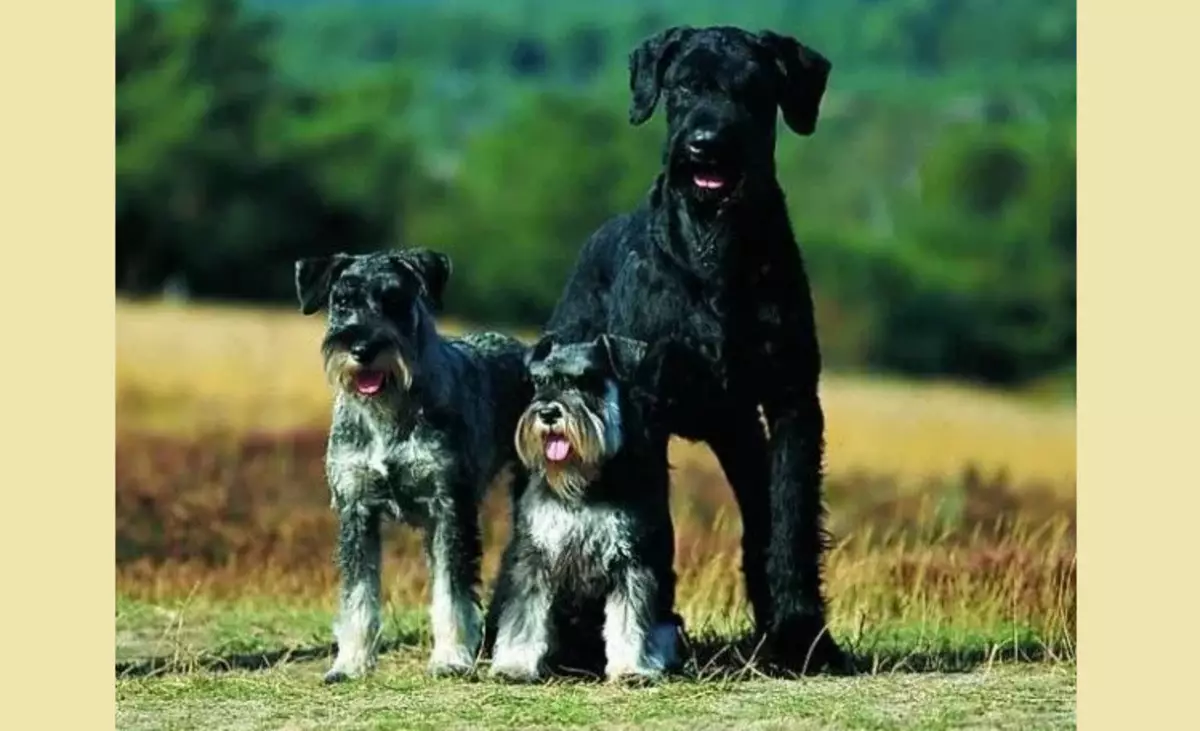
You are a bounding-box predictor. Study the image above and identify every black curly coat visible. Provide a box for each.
[522,25,846,674]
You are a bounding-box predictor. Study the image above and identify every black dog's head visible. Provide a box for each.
[514,333,649,501]
[293,248,452,401]
[628,26,831,210]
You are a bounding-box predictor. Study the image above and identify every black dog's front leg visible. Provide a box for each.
[324,499,383,683]
[424,487,485,676]
[705,408,773,638]
[760,391,846,673]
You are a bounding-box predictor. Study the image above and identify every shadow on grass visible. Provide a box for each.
[115,628,1072,681]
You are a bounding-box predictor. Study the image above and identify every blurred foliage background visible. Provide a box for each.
[116,0,1076,390]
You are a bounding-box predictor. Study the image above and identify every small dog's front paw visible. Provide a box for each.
[489,654,545,683]
[323,654,374,684]
[428,644,477,677]
[605,662,664,685]
[323,666,367,684]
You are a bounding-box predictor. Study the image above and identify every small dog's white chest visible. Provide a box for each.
[523,498,634,571]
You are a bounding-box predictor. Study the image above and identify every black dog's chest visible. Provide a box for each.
[611,259,759,392]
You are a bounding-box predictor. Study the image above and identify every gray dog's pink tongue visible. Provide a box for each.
[544,436,571,462]
[355,370,386,395]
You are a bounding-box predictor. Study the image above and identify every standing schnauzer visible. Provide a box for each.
[542,26,846,672]
[487,334,680,683]
[294,248,531,682]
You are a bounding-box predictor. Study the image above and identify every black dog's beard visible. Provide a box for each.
[514,403,610,501]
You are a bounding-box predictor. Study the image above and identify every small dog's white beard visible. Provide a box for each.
[330,580,381,677]
[427,558,481,673]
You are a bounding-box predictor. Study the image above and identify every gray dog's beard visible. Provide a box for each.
[515,408,610,502]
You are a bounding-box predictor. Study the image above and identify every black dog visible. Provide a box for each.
[487,334,680,683]
[537,25,845,673]
[294,248,530,681]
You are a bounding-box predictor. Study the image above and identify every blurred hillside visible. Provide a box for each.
[116,0,1076,388]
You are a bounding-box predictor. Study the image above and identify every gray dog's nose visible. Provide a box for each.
[350,342,380,363]
[537,404,562,423]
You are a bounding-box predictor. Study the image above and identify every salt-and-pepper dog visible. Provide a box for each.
[486,333,681,683]
[293,248,531,682]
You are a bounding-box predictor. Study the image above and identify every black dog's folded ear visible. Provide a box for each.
[757,30,832,137]
[597,334,650,381]
[294,254,351,315]
[396,247,453,311]
[628,26,690,126]
[525,332,557,368]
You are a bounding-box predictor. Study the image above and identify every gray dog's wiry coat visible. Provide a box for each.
[487,334,681,683]
[294,248,531,682]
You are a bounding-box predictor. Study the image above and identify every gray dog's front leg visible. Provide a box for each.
[324,499,383,683]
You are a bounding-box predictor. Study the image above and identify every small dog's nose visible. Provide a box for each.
[686,129,720,156]
[537,405,562,423]
[350,341,380,363]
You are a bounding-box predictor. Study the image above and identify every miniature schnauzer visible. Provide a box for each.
[293,248,531,682]
[487,333,681,683]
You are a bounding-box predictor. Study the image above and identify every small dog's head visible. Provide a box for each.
[514,333,650,501]
[293,248,452,402]
[627,26,831,210]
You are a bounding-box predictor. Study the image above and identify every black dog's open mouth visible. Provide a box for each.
[354,369,388,396]
[678,158,741,200]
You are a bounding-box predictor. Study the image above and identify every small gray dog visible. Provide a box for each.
[487,333,681,683]
[293,247,530,682]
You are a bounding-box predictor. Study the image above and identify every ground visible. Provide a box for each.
[115,300,1076,730]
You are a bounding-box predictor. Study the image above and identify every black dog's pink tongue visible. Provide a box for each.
[355,370,386,396]
[693,172,725,189]
[544,435,571,462]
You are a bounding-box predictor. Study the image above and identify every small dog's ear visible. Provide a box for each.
[294,254,351,315]
[525,332,556,368]
[397,248,453,310]
[628,26,689,126]
[597,334,650,381]
[757,30,831,137]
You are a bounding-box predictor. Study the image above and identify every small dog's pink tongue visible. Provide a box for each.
[544,436,571,463]
[355,370,386,396]
[693,173,725,190]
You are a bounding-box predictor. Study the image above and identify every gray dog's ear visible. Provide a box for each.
[395,248,453,311]
[596,334,650,381]
[628,26,690,126]
[757,30,831,137]
[525,332,557,368]
[294,254,352,315]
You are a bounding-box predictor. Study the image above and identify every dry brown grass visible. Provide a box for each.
[115,298,1075,657]
[116,299,1076,489]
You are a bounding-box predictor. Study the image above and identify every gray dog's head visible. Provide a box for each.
[627,25,831,210]
[514,333,649,501]
[293,248,452,402]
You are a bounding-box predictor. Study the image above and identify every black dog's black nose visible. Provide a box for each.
[350,341,381,363]
[537,405,562,423]
[686,129,721,156]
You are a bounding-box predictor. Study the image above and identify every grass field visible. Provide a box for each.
[115,299,1077,730]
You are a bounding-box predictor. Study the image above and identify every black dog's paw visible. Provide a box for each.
[760,620,854,677]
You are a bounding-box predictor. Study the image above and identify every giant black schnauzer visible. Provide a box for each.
[528,25,845,673]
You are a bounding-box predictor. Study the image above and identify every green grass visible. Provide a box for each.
[116,597,1075,730]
